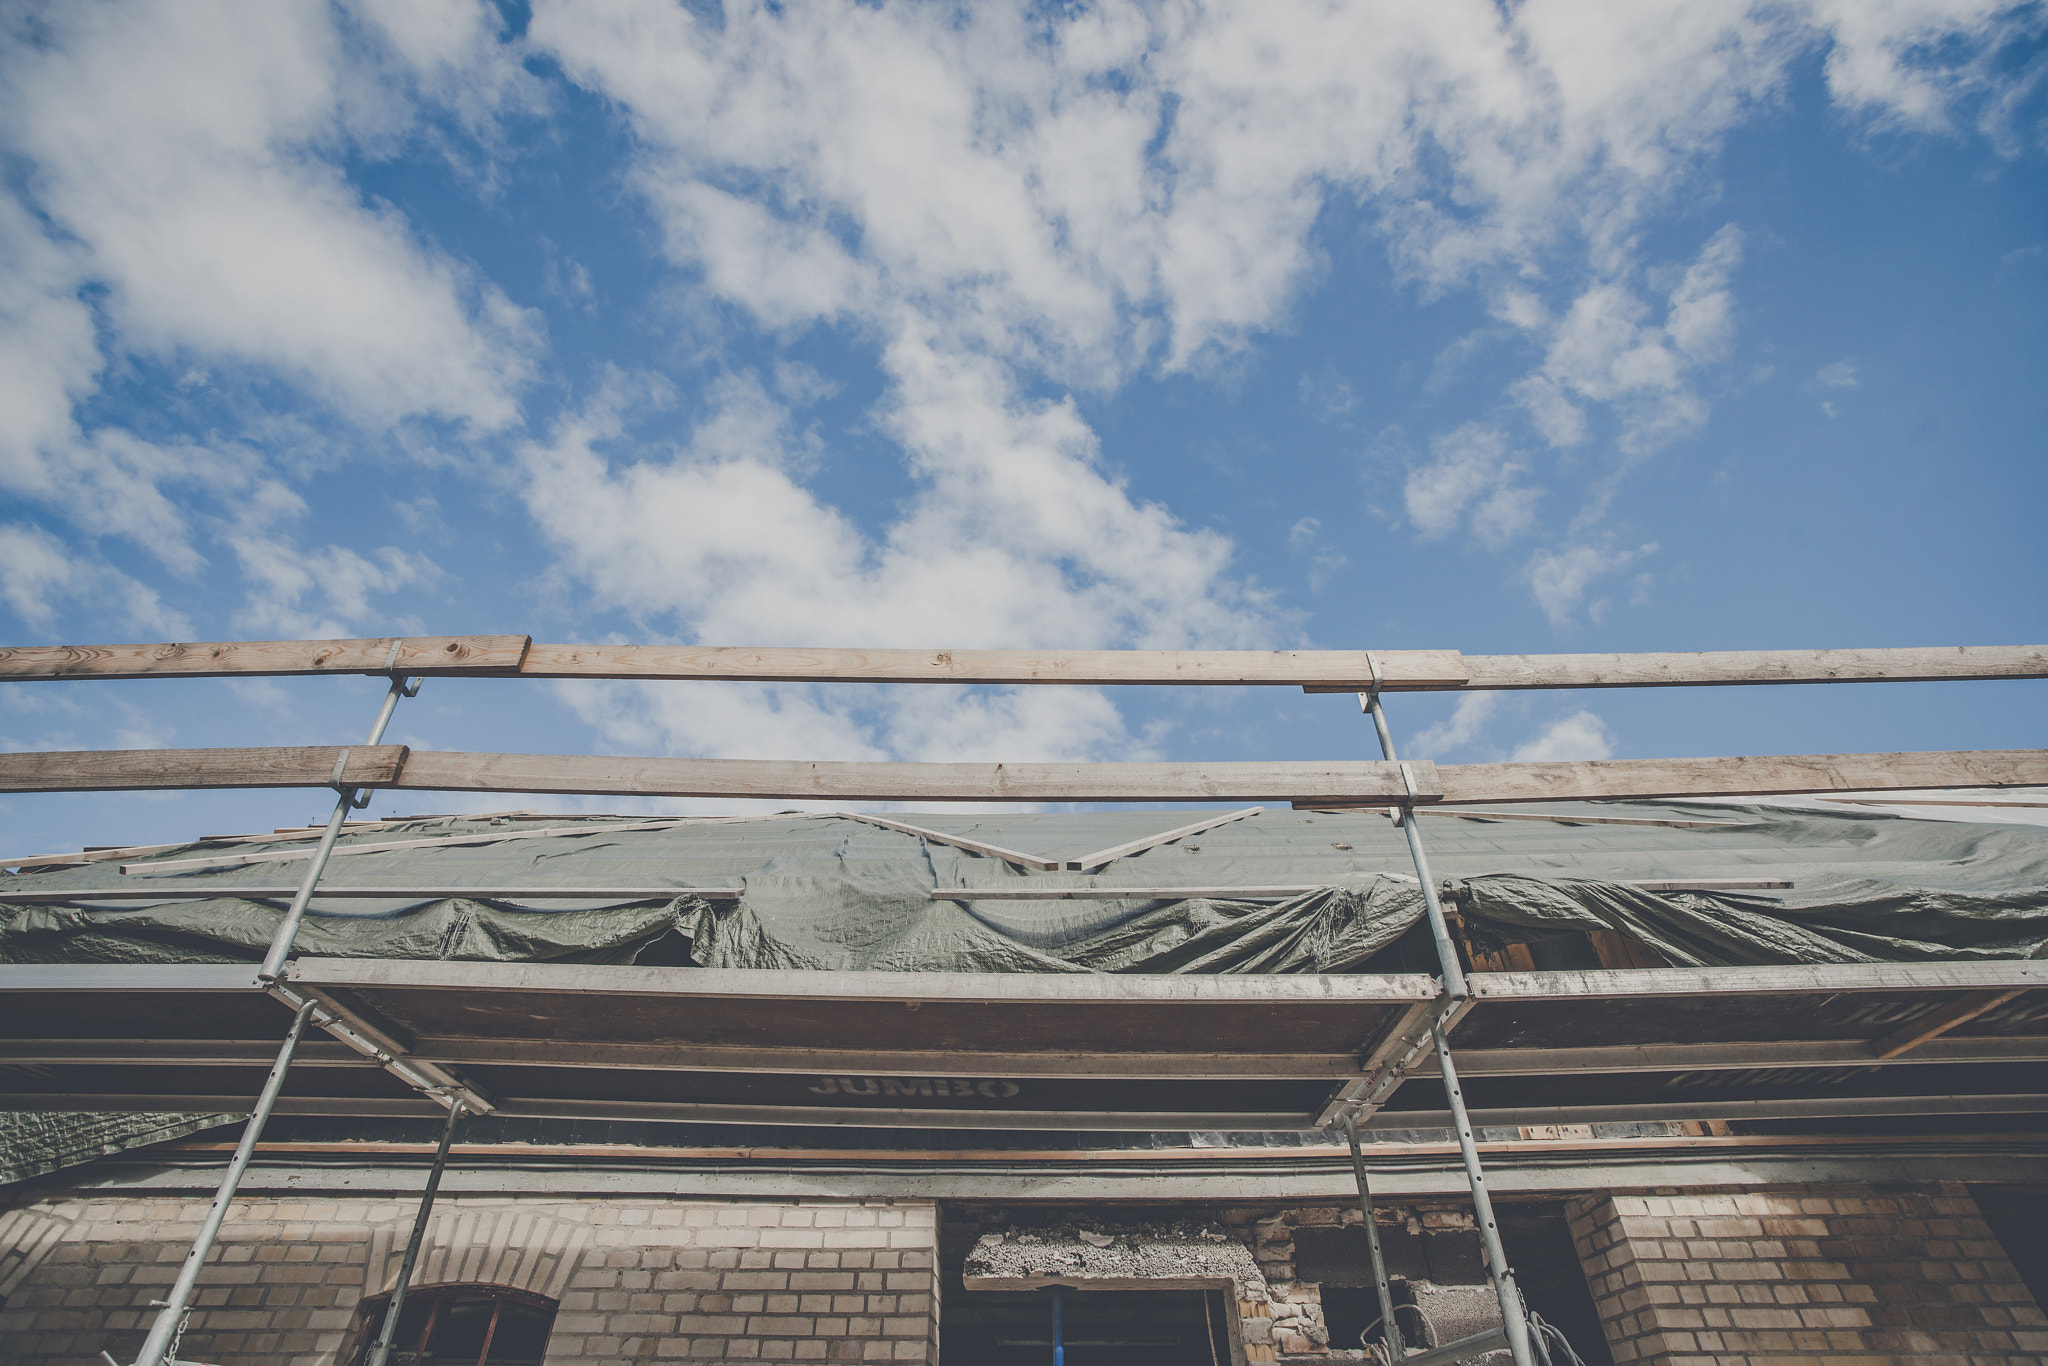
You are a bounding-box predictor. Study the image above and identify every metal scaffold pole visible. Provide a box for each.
[132,664,421,1366]
[365,1101,466,1366]
[131,1000,314,1366]
[1340,1115,1405,1360]
[260,668,421,981]
[1359,656,1537,1366]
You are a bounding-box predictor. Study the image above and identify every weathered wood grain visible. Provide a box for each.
[1428,749,2048,805]
[1452,644,2048,691]
[1872,988,2030,1059]
[0,746,408,793]
[2,816,445,870]
[8,744,2041,805]
[389,751,1434,803]
[0,635,530,680]
[517,643,1469,686]
[6,636,2040,692]
[1064,806,1266,870]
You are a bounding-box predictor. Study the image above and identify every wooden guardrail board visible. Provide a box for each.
[0,636,531,680]
[515,644,1470,686]
[1421,748,2048,806]
[0,746,409,792]
[387,753,1434,803]
[3,637,2043,690]
[3,745,2042,805]
[1444,644,2048,691]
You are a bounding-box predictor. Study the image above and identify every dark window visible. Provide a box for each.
[1974,1186,2048,1312]
[1296,1209,1613,1366]
[349,1285,556,1366]
[942,1286,1234,1365]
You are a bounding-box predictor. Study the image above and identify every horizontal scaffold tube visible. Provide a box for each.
[1,635,2043,689]
[0,746,2041,804]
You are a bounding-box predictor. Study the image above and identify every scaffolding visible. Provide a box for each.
[0,633,2044,1365]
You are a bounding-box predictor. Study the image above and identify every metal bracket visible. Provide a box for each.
[269,982,495,1117]
[1318,994,1476,1130]
[381,639,424,696]
[328,749,373,809]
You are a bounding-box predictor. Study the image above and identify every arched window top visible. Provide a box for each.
[349,1284,557,1366]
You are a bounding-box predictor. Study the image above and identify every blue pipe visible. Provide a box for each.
[1052,1286,1064,1366]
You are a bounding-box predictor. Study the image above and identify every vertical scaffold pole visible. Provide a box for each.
[365,1101,466,1366]
[134,659,422,1366]
[260,669,420,981]
[1340,1116,1404,1360]
[1359,656,1535,1366]
[131,1000,314,1366]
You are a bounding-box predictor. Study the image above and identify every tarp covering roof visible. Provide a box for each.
[5,801,2048,971]
[0,1110,235,1187]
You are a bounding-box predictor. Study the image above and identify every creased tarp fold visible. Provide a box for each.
[0,897,710,966]
[1453,874,2048,966]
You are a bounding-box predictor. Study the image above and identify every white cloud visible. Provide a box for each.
[518,364,1275,763]
[0,0,538,632]
[1299,370,1359,421]
[0,0,2033,710]
[224,482,445,640]
[1511,710,1617,762]
[0,523,191,638]
[1404,424,1541,549]
[1511,226,1744,458]
[1525,541,1658,627]
[1817,359,1860,387]
[2,2,538,432]
[1408,692,1499,760]
[523,0,2031,665]
[1287,519,1350,593]
[1805,0,2043,138]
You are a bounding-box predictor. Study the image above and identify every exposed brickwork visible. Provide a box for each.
[542,1200,937,1363]
[1568,1183,2048,1366]
[1228,1200,1480,1357]
[0,1193,938,1365]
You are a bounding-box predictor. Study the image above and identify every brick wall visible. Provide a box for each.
[1568,1183,2048,1365]
[0,1193,938,1365]
[544,1200,937,1363]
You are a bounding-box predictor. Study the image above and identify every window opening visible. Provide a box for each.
[943,1285,1231,1364]
[349,1285,556,1366]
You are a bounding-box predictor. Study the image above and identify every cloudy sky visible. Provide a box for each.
[2,0,2044,851]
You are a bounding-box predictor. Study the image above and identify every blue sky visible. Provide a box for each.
[1,0,2044,853]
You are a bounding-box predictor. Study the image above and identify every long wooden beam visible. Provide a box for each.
[1457,645,2048,691]
[0,745,409,792]
[0,635,531,679]
[1302,644,2048,692]
[517,643,1470,687]
[4,635,2041,690]
[0,887,742,902]
[1421,748,2048,806]
[2,746,2043,805]
[0,749,1421,803]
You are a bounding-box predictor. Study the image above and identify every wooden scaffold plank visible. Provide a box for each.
[3,635,2041,691]
[0,635,531,680]
[3,745,2043,805]
[1417,749,2048,806]
[1446,644,2048,691]
[515,644,1469,687]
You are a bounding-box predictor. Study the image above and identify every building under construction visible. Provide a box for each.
[1,635,2045,1366]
